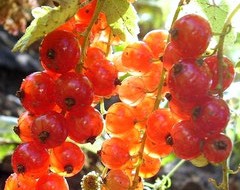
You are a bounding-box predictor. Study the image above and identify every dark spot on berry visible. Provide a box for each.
[114,78,122,86]
[64,165,73,174]
[173,63,183,75]
[192,106,201,119]
[169,28,178,40]
[159,56,163,62]
[85,9,90,14]
[196,58,204,66]
[17,164,25,173]
[214,140,227,150]
[165,93,172,101]
[47,49,56,59]
[87,136,96,144]
[65,97,76,109]
[38,131,50,143]
[16,90,24,101]
[13,126,20,136]
[166,133,173,146]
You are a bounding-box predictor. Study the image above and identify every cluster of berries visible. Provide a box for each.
[4,1,235,189]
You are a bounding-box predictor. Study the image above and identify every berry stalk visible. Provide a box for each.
[76,0,106,72]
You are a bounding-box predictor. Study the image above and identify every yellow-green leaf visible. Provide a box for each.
[102,0,139,42]
[12,0,88,52]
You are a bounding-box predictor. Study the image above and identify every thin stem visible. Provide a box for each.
[212,3,240,190]
[167,0,190,42]
[75,0,106,72]
[216,3,240,97]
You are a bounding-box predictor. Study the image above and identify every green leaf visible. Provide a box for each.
[12,0,85,52]
[195,0,229,34]
[0,115,19,162]
[102,0,140,42]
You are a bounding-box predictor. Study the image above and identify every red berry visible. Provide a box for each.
[4,173,37,190]
[100,137,130,169]
[162,42,182,70]
[167,58,212,102]
[146,108,177,145]
[203,133,232,163]
[17,72,57,115]
[31,111,68,148]
[11,142,50,178]
[105,102,135,135]
[50,141,85,177]
[192,97,230,138]
[56,72,93,111]
[14,111,35,142]
[170,14,212,57]
[204,55,235,93]
[40,30,80,74]
[143,29,168,59]
[122,41,154,73]
[85,58,118,96]
[36,173,69,190]
[171,120,202,160]
[105,170,130,190]
[65,106,103,144]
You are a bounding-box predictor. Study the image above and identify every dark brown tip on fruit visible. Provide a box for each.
[166,134,173,146]
[214,140,227,150]
[65,97,76,109]
[114,78,122,86]
[192,106,201,119]
[173,63,183,75]
[64,165,74,174]
[52,1,60,7]
[169,28,178,40]
[13,126,20,136]
[159,56,163,62]
[47,49,56,59]
[16,90,24,101]
[17,164,25,173]
[38,131,50,143]
[87,136,96,144]
[196,58,204,66]
[165,93,172,101]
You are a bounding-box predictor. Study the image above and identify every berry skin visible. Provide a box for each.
[11,142,50,178]
[171,120,202,160]
[14,111,35,142]
[203,134,232,163]
[35,173,69,190]
[143,29,168,59]
[204,55,235,93]
[56,72,93,111]
[162,42,182,70]
[105,102,136,135]
[192,97,230,138]
[65,106,103,144]
[39,30,80,74]
[118,76,146,106]
[100,137,130,169]
[146,108,177,145]
[167,58,212,102]
[139,153,161,178]
[17,72,57,115]
[170,14,212,57]
[84,58,119,97]
[50,141,85,177]
[31,111,68,148]
[105,170,130,190]
[4,173,37,190]
[122,41,154,73]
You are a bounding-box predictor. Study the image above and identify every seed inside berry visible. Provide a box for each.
[47,49,56,59]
